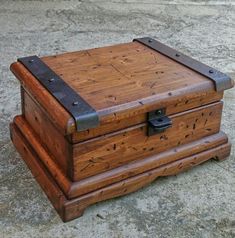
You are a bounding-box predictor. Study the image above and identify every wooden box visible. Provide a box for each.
[10,37,233,222]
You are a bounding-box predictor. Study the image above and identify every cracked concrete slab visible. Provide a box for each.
[0,1,234,237]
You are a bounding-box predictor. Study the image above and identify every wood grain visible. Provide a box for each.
[23,91,71,174]
[10,62,73,135]
[10,119,231,222]
[72,102,223,180]
[21,80,223,145]
[10,122,67,217]
[65,141,231,222]
[41,42,216,111]
[70,89,223,143]
[21,89,223,181]
[10,40,225,135]
[13,115,227,199]
[9,39,233,222]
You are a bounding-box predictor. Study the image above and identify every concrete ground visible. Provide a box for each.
[0,0,235,237]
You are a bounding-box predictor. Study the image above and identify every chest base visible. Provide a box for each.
[10,115,231,222]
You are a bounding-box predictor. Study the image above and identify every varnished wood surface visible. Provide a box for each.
[70,89,223,142]
[10,118,231,222]
[23,91,71,174]
[10,62,73,135]
[10,122,67,217]
[65,141,231,222]
[10,40,225,135]
[10,39,233,221]
[22,89,223,181]
[42,42,215,111]
[21,81,223,144]
[72,101,222,180]
[13,115,228,199]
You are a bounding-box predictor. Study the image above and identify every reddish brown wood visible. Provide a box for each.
[10,119,231,222]
[13,116,71,195]
[10,122,67,218]
[13,115,229,199]
[72,102,222,180]
[23,91,71,175]
[22,89,223,180]
[21,81,223,145]
[9,39,233,222]
[10,40,226,136]
[42,42,215,112]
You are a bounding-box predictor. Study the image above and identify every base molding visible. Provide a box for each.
[10,117,231,222]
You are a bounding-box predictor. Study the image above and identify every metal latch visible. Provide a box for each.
[147,109,172,136]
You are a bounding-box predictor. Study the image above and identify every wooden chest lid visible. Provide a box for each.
[11,37,234,135]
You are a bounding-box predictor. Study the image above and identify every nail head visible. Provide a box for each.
[48,78,55,82]
[73,101,79,106]
[155,110,162,116]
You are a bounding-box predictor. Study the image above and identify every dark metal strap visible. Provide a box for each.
[18,56,99,131]
[133,37,233,92]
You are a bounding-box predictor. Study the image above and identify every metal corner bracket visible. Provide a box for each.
[18,55,99,131]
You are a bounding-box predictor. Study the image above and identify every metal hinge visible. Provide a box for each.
[147,109,172,136]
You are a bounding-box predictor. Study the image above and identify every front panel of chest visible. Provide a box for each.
[22,88,223,181]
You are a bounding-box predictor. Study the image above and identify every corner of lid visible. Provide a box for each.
[10,61,18,73]
[75,111,100,132]
[66,117,77,135]
[215,74,234,92]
